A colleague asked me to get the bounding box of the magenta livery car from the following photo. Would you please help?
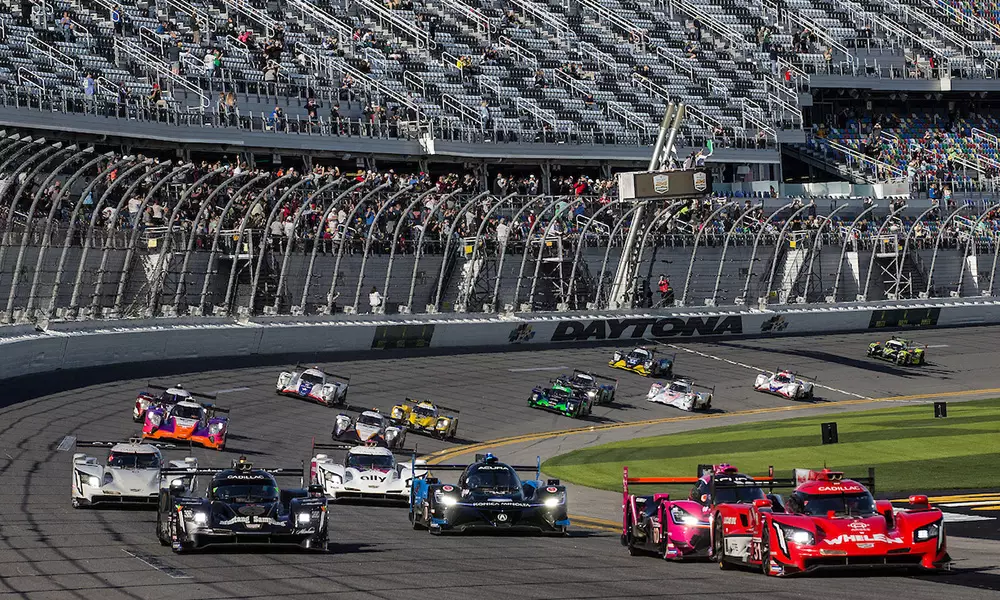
[143,400,230,451]
[622,464,771,560]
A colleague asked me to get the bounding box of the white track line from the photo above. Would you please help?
[122,549,192,579]
[508,366,570,372]
[55,436,76,452]
[665,343,871,400]
[212,387,250,394]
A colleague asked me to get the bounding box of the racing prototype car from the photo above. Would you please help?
[310,442,426,502]
[712,468,950,575]
[155,456,328,553]
[647,379,714,411]
[528,384,592,418]
[134,384,215,423]
[71,438,197,508]
[142,399,230,450]
[609,347,674,377]
[555,370,618,405]
[276,365,350,407]
[389,400,459,439]
[753,370,815,400]
[622,464,772,560]
[868,337,926,365]
[409,453,570,534]
[333,409,407,449]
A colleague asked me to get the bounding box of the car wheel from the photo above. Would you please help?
[410,508,427,530]
[896,354,906,365]
[867,347,875,356]
[714,516,730,569]
[624,514,641,556]
[761,524,773,575]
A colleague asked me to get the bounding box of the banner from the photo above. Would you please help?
[371,324,435,349]
[550,315,743,342]
[868,308,940,329]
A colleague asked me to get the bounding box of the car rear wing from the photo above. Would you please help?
[294,363,351,382]
[760,369,819,383]
[709,467,877,499]
[420,455,542,477]
[311,440,420,456]
[404,398,460,413]
[198,402,230,415]
[573,369,619,389]
[147,383,217,400]
[624,465,777,498]
[77,439,180,450]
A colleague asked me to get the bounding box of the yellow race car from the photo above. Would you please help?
[389,399,459,439]
[609,346,675,377]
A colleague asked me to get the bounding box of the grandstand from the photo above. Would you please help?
[0,0,998,323]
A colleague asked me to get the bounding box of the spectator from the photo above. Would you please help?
[168,41,182,75]
[368,286,383,313]
[204,49,216,77]
[657,275,673,306]
[111,5,124,35]
[190,12,201,46]
[59,12,72,42]
[83,73,96,99]
[20,0,31,26]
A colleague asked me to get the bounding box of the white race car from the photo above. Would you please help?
[71,438,197,508]
[647,379,713,411]
[277,365,350,407]
[754,369,815,400]
[332,410,407,449]
[310,443,426,502]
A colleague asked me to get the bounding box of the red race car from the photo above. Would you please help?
[621,464,776,560]
[712,468,950,576]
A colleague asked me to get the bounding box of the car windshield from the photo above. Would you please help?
[108,452,160,469]
[358,414,383,427]
[774,374,791,383]
[414,406,436,418]
[887,342,903,350]
[668,382,690,392]
[712,484,767,504]
[213,484,279,502]
[160,392,190,403]
[795,491,877,516]
[629,350,650,360]
[573,374,593,385]
[171,405,203,420]
[465,465,520,490]
[347,453,395,470]
[300,372,324,385]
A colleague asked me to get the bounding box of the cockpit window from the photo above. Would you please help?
[108,452,160,469]
[171,405,203,420]
[358,414,383,427]
[300,372,324,385]
[347,453,395,470]
[668,382,690,393]
[774,374,791,383]
[212,483,279,502]
[464,465,520,490]
[414,406,437,418]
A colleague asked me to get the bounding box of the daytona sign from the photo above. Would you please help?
[551,316,743,342]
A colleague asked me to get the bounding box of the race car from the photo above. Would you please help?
[142,400,230,450]
[276,365,350,407]
[647,379,714,411]
[753,370,815,400]
[609,346,674,377]
[868,337,926,365]
[134,384,215,423]
[554,370,618,405]
[622,464,772,560]
[712,468,950,576]
[333,409,407,449]
[71,438,198,508]
[309,442,426,502]
[527,384,591,418]
[155,456,328,553]
[389,400,459,439]
[409,453,570,534]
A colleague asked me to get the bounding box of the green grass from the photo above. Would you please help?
[542,399,1000,493]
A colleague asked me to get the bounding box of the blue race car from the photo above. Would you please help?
[409,453,569,535]
[609,346,674,377]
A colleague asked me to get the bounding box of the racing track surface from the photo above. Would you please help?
[3,326,1000,599]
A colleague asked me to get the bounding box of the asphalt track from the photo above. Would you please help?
[2,326,1000,599]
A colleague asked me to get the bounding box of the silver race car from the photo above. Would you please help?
[277,365,350,407]
[647,378,714,411]
[753,369,815,400]
[332,409,407,449]
[310,443,426,502]
[72,438,197,508]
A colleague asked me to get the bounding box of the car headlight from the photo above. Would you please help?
[297,512,313,524]
[385,428,398,440]
[587,390,597,398]
[193,512,208,524]
[670,505,702,527]
[435,418,450,430]
[170,478,186,488]
[392,408,403,419]
[147,413,161,426]
[86,475,101,487]
[209,421,224,435]
[914,522,941,542]
[644,360,653,367]
[531,393,539,400]
[773,522,814,548]
[441,495,458,507]
[544,496,563,508]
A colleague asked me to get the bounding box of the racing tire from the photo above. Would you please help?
[896,354,906,365]
[761,525,773,576]
[410,508,427,530]
[867,346,876,357]
[714,517,731,570]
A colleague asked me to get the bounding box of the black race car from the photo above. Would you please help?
[155,456,328,553]
[409,453,569,534]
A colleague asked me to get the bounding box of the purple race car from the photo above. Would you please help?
[142,400,230,450]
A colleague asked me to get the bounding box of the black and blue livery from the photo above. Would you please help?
[408,453,570,534]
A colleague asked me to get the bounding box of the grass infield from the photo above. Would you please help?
[542,399,1000,494]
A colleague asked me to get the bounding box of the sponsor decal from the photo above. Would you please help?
[652,174,670,194]
[442,485,454,492]
[693,171,708,192]
[815,485,865,492]
[545,486,559,493]
[218,515,283,526]
[760,314,789,333]
[472,501,531,508]
[496,513,509,522]
[823,534,904,545]
[509,323,536,343]
[371,324,435,349]
[551,316,743,342]
[723,517,738,525]
[868,308,940,329]
[848,521,870,531]
[238,505,267,517]
[360,474,386,482]
[225,474,267,480]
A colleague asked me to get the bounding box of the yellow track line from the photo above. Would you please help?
[426,386,1000,465]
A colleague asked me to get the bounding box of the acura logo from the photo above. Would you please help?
[496,513,508,522]
[848,521,869,531]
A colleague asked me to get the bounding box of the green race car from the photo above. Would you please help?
[867,337,926,365]
[527,371,618,418]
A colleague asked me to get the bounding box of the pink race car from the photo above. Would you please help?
[622,464,774,560]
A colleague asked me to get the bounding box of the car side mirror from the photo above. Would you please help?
[546,478,560,486]
[753,498,771,509]
[908,495,929,509]
[308,484,324,496]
